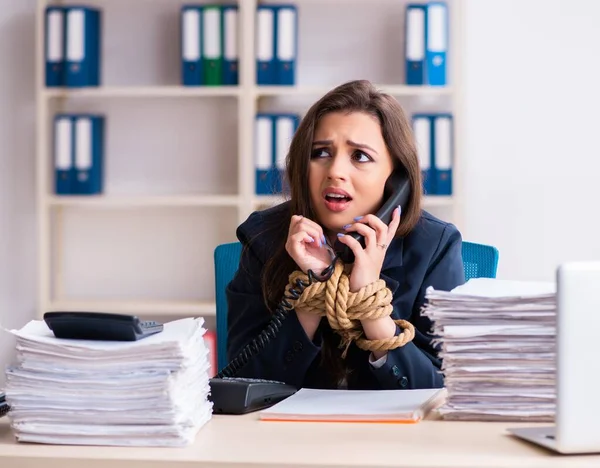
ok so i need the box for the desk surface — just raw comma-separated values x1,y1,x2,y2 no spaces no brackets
1,415,600,468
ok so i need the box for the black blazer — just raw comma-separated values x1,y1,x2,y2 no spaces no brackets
226,202,465,390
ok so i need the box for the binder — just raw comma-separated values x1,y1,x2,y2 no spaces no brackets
54,115,73,195
202,5,222,85
274,114,299,194
72,114,105,195
256,6,275,85
65,6,101,87
405,4,426,86
222,5,238,85
433,114,453,195
255,114,274,195
426,2,448,86
181,6,203,86
45,6,65,87
412,115,433,195
275,5,297,86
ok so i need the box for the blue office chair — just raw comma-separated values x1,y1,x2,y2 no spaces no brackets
214,240,499,371
461,241,499,281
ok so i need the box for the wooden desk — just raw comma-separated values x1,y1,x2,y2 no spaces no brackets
1,415,599,468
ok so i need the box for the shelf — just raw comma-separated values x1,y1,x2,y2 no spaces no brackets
252,195,287,207
254,85,453,98
43,86,241,99
46,195,240,208
42,85,451,99
423,196,454,207
47,299,216,317
251,195,453,208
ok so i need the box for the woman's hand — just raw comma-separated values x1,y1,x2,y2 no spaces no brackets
336,206,401,292
285,215,333,277
285,215,333,341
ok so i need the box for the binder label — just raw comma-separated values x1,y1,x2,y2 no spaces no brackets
435,117,452,170
277,9,295,61
224,8,237,61
182,9,200,61
256,9,274,61
203,8,221,59
414,117,431,171
67,9,85,61
55,118,72,170
276,117,294,170
47,10,63,61
428,4,447,53
75,118,92,171
407,8,425,60
255,117,272,170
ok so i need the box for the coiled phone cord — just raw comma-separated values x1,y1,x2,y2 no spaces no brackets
216,259,337,379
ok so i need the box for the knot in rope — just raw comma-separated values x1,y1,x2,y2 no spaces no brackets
285,260,415,357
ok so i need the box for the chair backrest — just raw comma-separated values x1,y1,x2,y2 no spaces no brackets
461,241,499,281
213,240,499,371
214,241,243,371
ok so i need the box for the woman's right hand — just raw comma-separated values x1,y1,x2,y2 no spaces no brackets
285,215,332,276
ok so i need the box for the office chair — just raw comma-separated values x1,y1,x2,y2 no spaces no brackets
214,240,499,371
461,241,499,281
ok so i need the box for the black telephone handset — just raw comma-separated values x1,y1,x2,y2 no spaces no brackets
334,170,411,264
209,170,411,415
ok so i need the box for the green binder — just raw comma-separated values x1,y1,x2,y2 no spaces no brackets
202,5,222,85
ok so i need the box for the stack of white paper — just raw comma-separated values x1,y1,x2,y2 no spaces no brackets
4,317,212,446
422,278,557,422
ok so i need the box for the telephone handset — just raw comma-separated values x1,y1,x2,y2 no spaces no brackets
334,169,411,264
209,169,411,414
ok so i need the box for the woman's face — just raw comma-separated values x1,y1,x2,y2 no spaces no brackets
309,111,395,237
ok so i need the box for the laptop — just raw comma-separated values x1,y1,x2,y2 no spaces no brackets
508,261,600,454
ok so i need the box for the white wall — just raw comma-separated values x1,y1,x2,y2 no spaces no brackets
461,0,600,281
0,0,37,388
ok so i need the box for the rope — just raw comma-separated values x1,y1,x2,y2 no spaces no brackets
285,260,415,357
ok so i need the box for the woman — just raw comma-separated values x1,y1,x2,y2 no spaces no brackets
226,80,465,390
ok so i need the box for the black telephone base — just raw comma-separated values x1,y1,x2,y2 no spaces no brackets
209,377,297,415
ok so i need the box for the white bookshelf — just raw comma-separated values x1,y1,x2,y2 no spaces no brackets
35,0,464,321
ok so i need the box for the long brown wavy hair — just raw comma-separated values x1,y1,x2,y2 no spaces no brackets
261,79,423,385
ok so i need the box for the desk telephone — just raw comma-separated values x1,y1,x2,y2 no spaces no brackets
210,170,411,414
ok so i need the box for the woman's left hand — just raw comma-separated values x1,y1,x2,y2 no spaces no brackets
337,206,401,292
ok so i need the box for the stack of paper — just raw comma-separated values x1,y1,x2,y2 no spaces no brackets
3,317,212,446
259,388,447,423
422,278,557,422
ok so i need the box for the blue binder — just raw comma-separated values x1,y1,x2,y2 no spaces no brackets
412,114,434,195
405,4,426,86
256,5,275,85
432,113,453,195
425,2,448,86
45,6,66,87
222,5,239,85
255,113,276,194
274,5,297,86
411,113,453,196
273,113,300,194
72,114,105,195
53,115,74,194
65,6,101,87
181,5,203,86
